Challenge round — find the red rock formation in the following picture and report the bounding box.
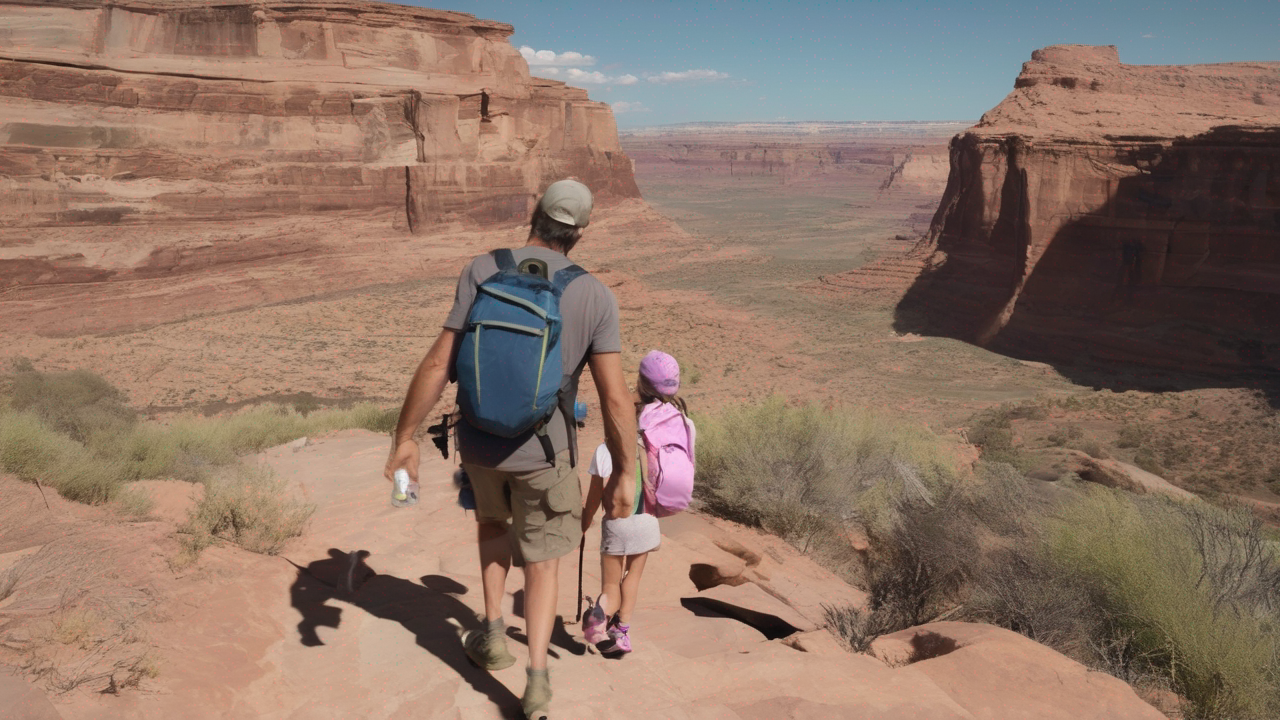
[0,0,637,286]
[897,46,1280,389]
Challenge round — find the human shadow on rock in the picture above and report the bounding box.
[895,126,1280,406]
[289,548,521,717]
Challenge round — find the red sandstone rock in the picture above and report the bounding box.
[872,622,1167,720]
[897,45,1280,382]
[0,0,637,288]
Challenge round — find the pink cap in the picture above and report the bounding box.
[639,350,680,395]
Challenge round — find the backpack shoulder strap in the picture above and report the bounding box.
[551,264,587,294]
[491,248,516,272]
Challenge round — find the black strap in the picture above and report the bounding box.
[492,248,516,271]
[551,264,586,294]
[534,422,557,467]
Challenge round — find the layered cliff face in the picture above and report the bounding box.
[897,46,1280,388]
[0,0,637,292]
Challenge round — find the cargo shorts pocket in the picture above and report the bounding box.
[545,472,580,514]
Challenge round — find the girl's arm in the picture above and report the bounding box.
[582,473,605,532]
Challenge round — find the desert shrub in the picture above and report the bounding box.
[823,603,901,653]
[968,544,1099,655]
[1050,488,1280,719]
[863,489,979,629]
[965,407,1028,468]
[177,467,315,564]
[696,397,956,541]
[1132,448,1164,476]
[0,410,126,503]
[1047,424,1084,447]
[1117,423,1152,449]
[7,365,136,442]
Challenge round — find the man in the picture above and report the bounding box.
[384,179,636,720]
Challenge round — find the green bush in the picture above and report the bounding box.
[7,365,136,442]
[966,407,1028,468]
[1050,488,1280,719]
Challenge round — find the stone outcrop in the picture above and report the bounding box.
[896,46,1280,389]
[0,0,637,287]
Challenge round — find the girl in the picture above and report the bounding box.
[580,350,695,654]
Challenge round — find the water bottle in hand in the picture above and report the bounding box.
[392,468,419,508]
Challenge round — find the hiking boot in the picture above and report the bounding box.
[523,667,552,720]
[583,594,609,645]
[462,618,516,671]
[600,616,632,655]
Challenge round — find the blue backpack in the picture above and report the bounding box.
[455,249,586,465]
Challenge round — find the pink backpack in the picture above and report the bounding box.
[638,401,695,517]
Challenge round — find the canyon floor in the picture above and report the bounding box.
[1,125,1274,717]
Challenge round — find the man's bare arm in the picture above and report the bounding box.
[588,351,636,519]
[384,329,459,482]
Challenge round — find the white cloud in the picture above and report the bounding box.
[1141,33,1155,38]
[519,46,596,67]
[531,67,639,86]
[612,101,650,114]
[646,69,730,84]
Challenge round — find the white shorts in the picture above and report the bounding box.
[601,513,661,556]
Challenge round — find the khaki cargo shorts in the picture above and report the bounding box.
[462,451,582,564]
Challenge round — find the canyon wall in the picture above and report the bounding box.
[0,0,637,295]
[897,45,1280,387]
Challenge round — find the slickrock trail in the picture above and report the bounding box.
[2,430,1165,719]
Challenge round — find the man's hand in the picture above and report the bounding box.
[385,439,421,484]
[588,352,637,519]
[384,329,459,486]
[602,473,634,520]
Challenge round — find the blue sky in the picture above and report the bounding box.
[422,1,1279,127]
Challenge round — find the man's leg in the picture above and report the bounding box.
[522,557,560,671]
[460,465,517,671]
[477,520,511,621]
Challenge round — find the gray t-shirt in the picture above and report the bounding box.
[444,246,621,471]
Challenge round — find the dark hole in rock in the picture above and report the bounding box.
[680,597,801,640]
[688,563,749,591]
[908,631,959,663]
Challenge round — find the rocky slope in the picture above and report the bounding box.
[896,45,1280,389]
[0,0,637,297]
[0,430,1165,719]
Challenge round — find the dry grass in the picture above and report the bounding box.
[1051,488,1280,719]
[1,365,397,508]
[175,466,315,566]
[694,398,958,579]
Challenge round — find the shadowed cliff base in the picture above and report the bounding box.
[895,124,1280,406]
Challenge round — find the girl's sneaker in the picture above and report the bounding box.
[600,616,632,654]
[583,594,609,645]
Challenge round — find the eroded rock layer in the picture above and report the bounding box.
[898,46,1280,384]
[0,0,637,286]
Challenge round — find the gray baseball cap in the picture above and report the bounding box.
[537,179,593,228]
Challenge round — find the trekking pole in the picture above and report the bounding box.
[570,535,586,625]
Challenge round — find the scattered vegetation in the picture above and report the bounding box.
[1,363,395,558]
[697,397,1280,719]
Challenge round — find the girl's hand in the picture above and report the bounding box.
[385,439,420,484]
